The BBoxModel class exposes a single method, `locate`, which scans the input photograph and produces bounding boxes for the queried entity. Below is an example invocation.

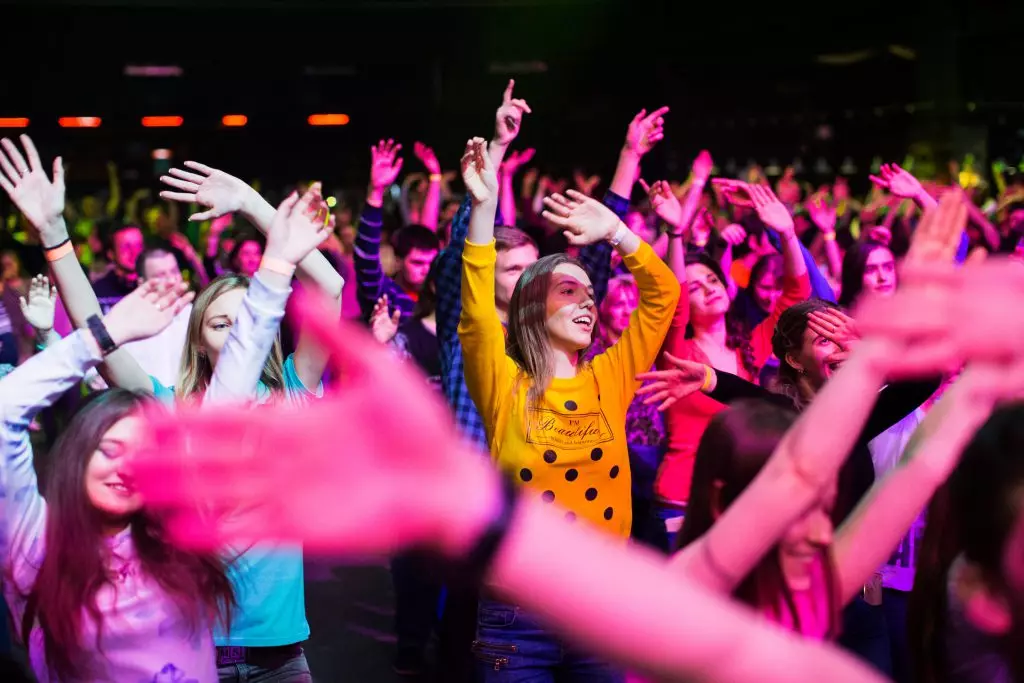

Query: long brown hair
[770,298,838,410]
[176,274,284,400]
[506,253,593,407]
[18,390,234,680]
[678,401,842,638]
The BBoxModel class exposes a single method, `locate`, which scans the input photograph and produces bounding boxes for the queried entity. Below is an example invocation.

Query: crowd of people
[0,78,1023,683]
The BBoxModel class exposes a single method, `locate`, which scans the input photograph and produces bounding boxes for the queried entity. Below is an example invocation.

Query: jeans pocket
[472,639,518,671]
[478,604,518,628]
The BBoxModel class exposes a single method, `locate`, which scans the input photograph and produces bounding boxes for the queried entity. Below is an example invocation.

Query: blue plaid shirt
[435,191,629,450]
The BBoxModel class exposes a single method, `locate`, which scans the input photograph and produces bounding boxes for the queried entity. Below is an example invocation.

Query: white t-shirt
[120,304,191,388]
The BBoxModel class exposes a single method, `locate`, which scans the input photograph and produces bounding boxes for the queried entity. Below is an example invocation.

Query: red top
[653,272,811,504]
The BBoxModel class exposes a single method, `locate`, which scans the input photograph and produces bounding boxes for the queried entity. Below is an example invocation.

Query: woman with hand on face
[639,177,812,552]
[0,280,236,683]
[457,134,679,681]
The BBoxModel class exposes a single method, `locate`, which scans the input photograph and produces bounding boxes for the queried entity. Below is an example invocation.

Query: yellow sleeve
[593,240,680,403]
[458,239,516,432]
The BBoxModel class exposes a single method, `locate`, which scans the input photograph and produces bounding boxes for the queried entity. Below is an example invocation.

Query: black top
[706,370,940,524]
[395,317,441,388]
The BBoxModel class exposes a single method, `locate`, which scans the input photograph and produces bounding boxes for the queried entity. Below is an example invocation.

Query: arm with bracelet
[0,136,154,393]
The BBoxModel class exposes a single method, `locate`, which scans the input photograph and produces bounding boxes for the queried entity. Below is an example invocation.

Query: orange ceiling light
[142,116,184,128]
[222,114,248,127]
[0,118,29,128]
[308,113,350,126]
[59,117,102,128]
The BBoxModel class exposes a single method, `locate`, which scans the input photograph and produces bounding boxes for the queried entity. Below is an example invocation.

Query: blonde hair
[506,253,593,407]
[176,274,285,401]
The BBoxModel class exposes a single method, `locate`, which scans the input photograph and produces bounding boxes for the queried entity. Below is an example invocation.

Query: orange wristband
[701,364,714,392]
[259,256,296,278]
[823,232,837,242]
[44,240,74,262]
[429,174,443,182]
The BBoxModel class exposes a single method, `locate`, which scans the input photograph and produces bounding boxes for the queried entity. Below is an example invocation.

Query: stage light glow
[59,117,101,128]
[308,114,350,126]
[0,118,29,128]
[222,115,248,127]
[152,149,173,160]
[142,116,184,128]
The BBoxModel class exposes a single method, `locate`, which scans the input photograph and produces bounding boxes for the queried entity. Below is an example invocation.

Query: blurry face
[862,247,896,297]
[400,248,438,291]
[111,228,145,273]
[789,320,842,387]
[778,479,836,591]
[495,244,539,311]
[599,286,638,338]
[545,263,595,352]
[235,240,263,277]
[0,253,18,281]
[200,287,246,366]
[625,211,656,245]
[685,263,730,322]
[339,225,356,251]
[85,414,144,520]
[142,253,182,285]
[752,270,782,312]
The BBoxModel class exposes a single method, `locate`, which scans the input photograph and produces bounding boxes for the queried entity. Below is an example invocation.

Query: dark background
[0,0,1022,193]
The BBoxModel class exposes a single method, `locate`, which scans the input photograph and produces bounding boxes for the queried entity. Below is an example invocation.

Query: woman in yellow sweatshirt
[458,134,680,679]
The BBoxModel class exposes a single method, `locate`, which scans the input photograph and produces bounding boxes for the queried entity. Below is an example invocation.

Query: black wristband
[458,474,519,585]
[43,237,71,252]
[86,315,118,356]
[666,231,684,238]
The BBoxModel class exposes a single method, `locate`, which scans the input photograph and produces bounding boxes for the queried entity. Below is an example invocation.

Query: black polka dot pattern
[565,469,578,482]
[520,468,532,482]
[585,488,598,501]
[564,400,578,411]
[543,450,557,464]
[591,448,603,461]
[603,507,614,520]
[609,465,619,479]
[542,491,555,503]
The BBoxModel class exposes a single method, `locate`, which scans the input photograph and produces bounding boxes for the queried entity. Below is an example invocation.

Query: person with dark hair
[837,239,896,309]
[729,252,784,332]
[228,232,264,278]
[0,279,235,682]
[91,222,144,313]
[640,175,811,552]
[353,139,441,324]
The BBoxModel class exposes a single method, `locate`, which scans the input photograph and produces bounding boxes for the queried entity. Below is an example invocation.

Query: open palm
[461,138,498,204]
[19,274,57,332]
[0,136,65,234]
[160,161,252,221]
[542,190,619,246]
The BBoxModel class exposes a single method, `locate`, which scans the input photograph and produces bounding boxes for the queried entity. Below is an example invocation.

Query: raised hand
[711,178,754,208]
[104,279,195,347]
[370,295,401,344]
[160,162,253,222]
[624,107,669,157]
[867,226,892,247]
[573,170,601,196]
[869,163,927,201]
[461,137,499,205]
[691,150,714,184]
[128,293,495,557]
[904,191,967,267]
[542,190,621,246]
[807,197,837,236]
[807,308,858,350]
[639,179,684,230]
[494,79,532,147]
[264,185,332,266]
[719,223,747,246]
[501,148,536,178]
[370,139,404,190]
[635,353,708,411]
[413,142,441,175]
[0,135,66,238]
[18,274,57,332]
[746,183,795,237]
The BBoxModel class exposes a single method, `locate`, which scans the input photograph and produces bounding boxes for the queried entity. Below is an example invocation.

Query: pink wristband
[260,256,296,278]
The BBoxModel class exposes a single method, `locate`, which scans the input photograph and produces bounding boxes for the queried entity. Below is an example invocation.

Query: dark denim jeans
[840,597,892,678]
[473,599,623,683]
[643,503,686,555]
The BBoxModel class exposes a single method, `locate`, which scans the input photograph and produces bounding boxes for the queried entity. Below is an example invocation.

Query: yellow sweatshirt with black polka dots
[459,239,680,538]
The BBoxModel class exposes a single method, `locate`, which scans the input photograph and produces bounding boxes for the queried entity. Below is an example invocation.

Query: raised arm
[158,162,344,300]
[413,142,442,232]
[459,138,515,430]
[0,135,152,392]
[204,189,331,402]
[498,148,535,231]
[869,163,938,211]
[808,196,844,282]
[349,140,403,318]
